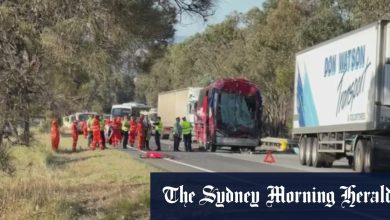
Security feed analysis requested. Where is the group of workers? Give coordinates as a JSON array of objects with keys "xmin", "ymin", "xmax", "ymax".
[{"xmin": 50, "ymin": 114, "xmax": 194, "ymax": 152}]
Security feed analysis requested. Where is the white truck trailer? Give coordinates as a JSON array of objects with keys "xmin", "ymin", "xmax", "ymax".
[
  {"xmin": 157, "ymin": 87, "xmax": 202, "ymax": 139},
  {"xmin": 294, "ymin": 20, "xmax": 390, "ymax": 172}
]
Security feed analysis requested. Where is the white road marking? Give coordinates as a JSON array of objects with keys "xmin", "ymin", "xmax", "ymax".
[
  {"xmin": 214, "ymin": 152, "xmax": 351, "ymax": 173},
  {"xmin": 163, "ymin": 158, "xmax": 214, "ymax": 173}
]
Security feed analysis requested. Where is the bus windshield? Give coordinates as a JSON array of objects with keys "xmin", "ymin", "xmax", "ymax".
[
  {"xmin": 111, "ymin": 108, "xmax": 131, "ymax": 118},
  {"xmin": 217, "ymin": 91, "xmax": 257, "ymax": 137}
]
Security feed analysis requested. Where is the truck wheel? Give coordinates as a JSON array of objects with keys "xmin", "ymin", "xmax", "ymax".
[
  {"xmin": 347, "ymin": 156, "xmax": 353, "ymax": 167},
  {"xmin": 364, "ymin": 140, "xmax": 373, "ymax": 173},
  {"xmin": 206, "ymin": 142, "xmax": 211, "ymax": 151},
  {"xmin": 323, "ymin": 161, "xmax": 333, "ymax": 168},
  {"xmin": 312, "ymin": 137, "xmax": 321, "ymax": 167},
  {"xmin": 354, "ymin": 140, "xmax": 365, "ymax": 172},
  {"xmin": 305, "ymin": 137, "xmax": 313, "ymax": 166},
  {"xmin": 299, "ymin": 136, "xmax": 307, "ymax": 165},
  {"xmin": 211, "ymin": 144, "xmax": 217, "ymax": 152},
  {"xmin": 231, "ymin": 147, "xmax": 239, "ymax": 152}
]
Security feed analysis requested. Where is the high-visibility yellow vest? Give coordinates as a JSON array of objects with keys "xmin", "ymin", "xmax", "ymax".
[
  {"xmin": 99, "ymin": 119, "xmax": 105, "ymax": 131},
  {"xmin": 121, "ymin": 119, "xmax": 129, "ymax": 132},
  {"xmin": 181, "ymin": 121, "xmax": 192, "ymax": 135},
  {"xmin": 87, "ymin": 118, "xmax": 93, "ymax": 131},
  {"xmin": 155, "ymin": 121, "xmax": 163, "ymax": 133}
]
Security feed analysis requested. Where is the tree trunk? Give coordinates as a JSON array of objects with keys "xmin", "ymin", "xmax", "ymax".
[{"xmin": 23, "ymin": 114, "xmax": 30, "ymax": 146}]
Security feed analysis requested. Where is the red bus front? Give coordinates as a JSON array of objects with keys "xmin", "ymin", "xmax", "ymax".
[{"xmin": 195, "ymin": 79, "xmax": 262, "ymax": 152}]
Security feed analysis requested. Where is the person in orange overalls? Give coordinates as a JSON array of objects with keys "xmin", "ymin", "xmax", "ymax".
[
  {"xmin": 128, "ymin": 116, "xmax": 137, "ymax": 147},
  {"xmin": 105, "ymin": 119, "xmax": 113, "ymax": 145},
  {"xmin": 82, "ymin": 120, "xmax": 88, "ymax": 139},
  {"xmin": 91, "ymin": 115, "xmax": 103, "ymax": 150},
  {"xmin": 51, "ymin": 118, "xmax": 60, "ymax": 152},
  {"xmin": 71, "ymin": 120, "xmax": 79, "ymax": 152},
  {"xmin": 112, "ymin": 117, "xmax": 122, "ymax": 147},
  {"xmin": 137, "ymin": 115, "xmax": 145, "ymax": 150}
]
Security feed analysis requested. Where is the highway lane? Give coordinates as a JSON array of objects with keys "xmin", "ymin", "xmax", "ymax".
[{"xmin": 119, "ymin": 139, "xmax": 352, "ymax": 173}]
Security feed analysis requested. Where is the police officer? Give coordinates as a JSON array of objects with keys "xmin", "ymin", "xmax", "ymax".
[
  {"xmin": 173, "ymin": 117, "xmax": 182, "ymax": 152},
  {"xmin": 181, "ymin": 117, "xmax": 192, "ymax": 152},
  {"xmin": 154, "ymin": 116, "xmax": 163, "ymax": 151},
  {"xmin": 121, "ymin": 115, "xmax": 130, "ymax": 149}
]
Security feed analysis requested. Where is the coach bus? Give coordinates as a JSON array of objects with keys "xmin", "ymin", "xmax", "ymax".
[
  {"xmin": 110, "ymin": 102, "xmax": 151, "ymax": 119},
  {"xmin": 195, "ymin": 79, "xmax": 262, "ymax": 152}
]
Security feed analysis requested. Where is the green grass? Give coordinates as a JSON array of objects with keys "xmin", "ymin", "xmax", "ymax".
[{"xmin": 0, "ymin": 129, "xmax": 157, "ymax": 220}]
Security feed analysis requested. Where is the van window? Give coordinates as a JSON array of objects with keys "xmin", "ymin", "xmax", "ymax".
[{"xmin": 78, "ymin": 114, "xmax": 92, "ymax": 121}]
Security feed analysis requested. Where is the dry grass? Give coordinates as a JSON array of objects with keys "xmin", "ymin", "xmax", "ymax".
[{"xmin": 0, "ymin": 129, "xmax": 157, "ymax": 220}]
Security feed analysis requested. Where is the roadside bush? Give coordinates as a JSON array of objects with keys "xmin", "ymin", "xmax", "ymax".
[{"xmin": 0, "ymin": 143, "xmax": 15, "ymax": 175}]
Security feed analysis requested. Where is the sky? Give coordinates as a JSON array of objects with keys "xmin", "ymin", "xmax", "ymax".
[{"xmin": 175, "ymin": 0, "xmax": 265, "ymax": 42}]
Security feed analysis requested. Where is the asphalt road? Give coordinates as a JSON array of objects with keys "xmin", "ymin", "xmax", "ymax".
[{"xmin": 118, "ymin": 139, "xmax": 353, "ymax": 173}]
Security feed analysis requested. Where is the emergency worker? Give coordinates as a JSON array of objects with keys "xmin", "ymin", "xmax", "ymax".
[
  {"xmin": 71, "ymin": 120, "xmax": 78, "ymax": 152},
  {"xmin": 105, "ymin": 119, "xmax": 113, "ymax": 145},
  {"xmin": 82, "ymin": 120, "xmax": 88, "ymax": 139},
  {"xmin": 173, "ymin": 117, "xmax": 182, "ymax": 152},
  {"xmin": 137, "ymin": 115, "xmax": 145, "ymax": 150},
  {"xmin": 99, "ymin": 115, "xmax": 106, "ymax": 149},
  {"xmin": 181, "ymin": 117, "xmax": 192, "ymax": 152},
  {"xmin": 121, "ymin": 115, "xmax": 130, "ymax": 149},
  {"xmin": 112, "ymin": 117, "xmax": 122, "ymax": 147},
  {"xmin": 154, "ymin": 116, "xmax": 163, "ymax": 151},
  {"xmin": 91, "ymin": 115, "xmax": 103, "ymax": 150},
  {"xmin": 129, "ymin": 116, "xmax": 137, "ymax": 147},
  {"xmin": 143, "ymin": 115, "xmax": 152, "ymax": 151},
  {"xmin": 87, "ymin": 115, "xmax": 94, "ymax": 147},
  {"xmin": 51, "ymin": 118, "xmax": 60, "ymax": 151}
]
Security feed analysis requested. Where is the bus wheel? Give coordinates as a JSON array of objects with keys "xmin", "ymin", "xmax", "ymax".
[
  {"xmin": 211, "ymin": 144, "xmax": 217, "ymax": 152},
  {"xmin": 299, "ymin": 136, "xmax": 307, "ymax": 165},
  {"xmin": 354, "ymin": 140, "xmax": 365, "ymax": 172}
]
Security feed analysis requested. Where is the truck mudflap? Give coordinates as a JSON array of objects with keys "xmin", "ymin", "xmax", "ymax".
[
  {"xmin": 215, "ymin": 137, "xmax": 259, "ymax": 147},
  {"xmin": 371, "ymin": 136, "xmax": 390, "ymax": 169}
]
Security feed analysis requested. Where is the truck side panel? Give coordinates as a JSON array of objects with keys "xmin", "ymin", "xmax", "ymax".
[
  {"xmin": 158, "ymin": 89, "xmax": 188, "ymax": 129},
  {"xmin": 293, "ymin": 24, "xmax": 380, "ymax": 134}
]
